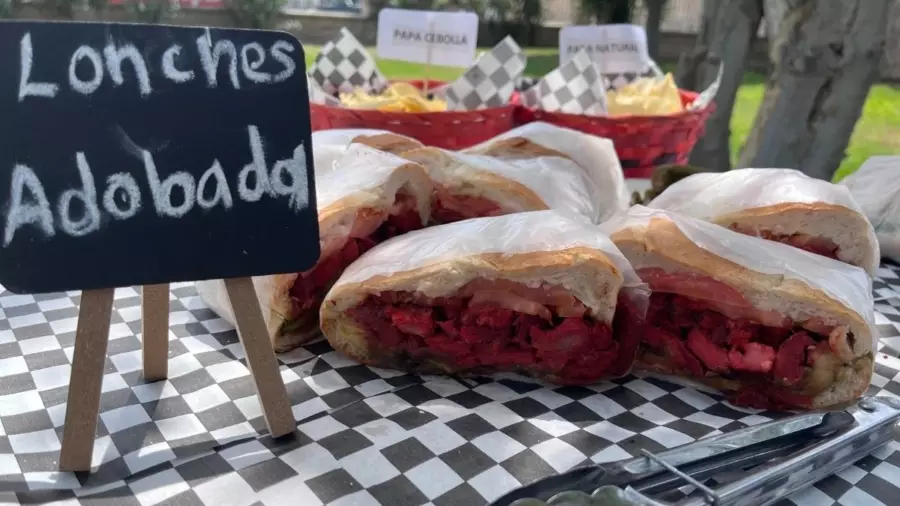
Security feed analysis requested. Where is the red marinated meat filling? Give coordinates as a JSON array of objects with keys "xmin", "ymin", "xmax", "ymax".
[
  {"xmin": 639, "ymin": 268, "xmax": 849, "ymax": 409},
  {"xmin": 286, "ymin": 194, "xmax": 423, "ymax": 327},
  {"xmin": 729, "ymin": 225, "xmax": 840, "ymax": 261},
  {"xmin": 432, "ymin": 185, "xmax": 504, "ymax": 224},
  {"xmin": 345, "ymin": 280, "xmax": 643, "ymax": 384}
]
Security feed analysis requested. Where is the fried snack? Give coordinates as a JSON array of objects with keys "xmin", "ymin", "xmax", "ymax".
[
  {"xmin": 339, "ymin": 82, "xmax": 448, "ymax": 112},
  {"xmin": 607, "ymin": 73, "xmax": 684, "ymax": 116}
]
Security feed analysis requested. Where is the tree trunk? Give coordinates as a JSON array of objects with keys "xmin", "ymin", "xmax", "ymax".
[
  {"xmin": 738, "ymin": 0, "xmax": 892, "ymax": 180},
  {"xmin": 645, "ymin": 0, "xmax": 666, "ymax": 61},
  {"xmin": 609, "ymin": 0, "xmax": 633, "ymax": 23},
  {"xmin": 678, "ymin": 0, "xmax": 763, "ymax": 172}
]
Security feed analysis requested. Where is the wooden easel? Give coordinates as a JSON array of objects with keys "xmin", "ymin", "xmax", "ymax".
[{"xmin": 58, "ymin": 278, "xmax": 295, "ymax": 472}]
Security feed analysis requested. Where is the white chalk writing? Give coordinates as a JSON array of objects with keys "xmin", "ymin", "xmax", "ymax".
[
  {"xmin": 104, "ymin": 42, "xmax": 152, "ymax": 97},
  {"xmin": 2, "ymin": 126, "xmax": 309, "ymax": 247},
  {"xmin": 16, "ymin": 30, "xmax": 298, "ymax": 101},
  {"xmin": 19, "ymin": 33, "xmax": 59, "ymax": 101},
  {"xmin": 68, "ymin": 45, "xmax": 104, "ymax": 95},
  {"xmin": 102, "ymin": 173, "xmax": 142, "ymax": 220},
  {"xmin": 162, "ymin": 45, "xmax": 195, "ymax": 83}
]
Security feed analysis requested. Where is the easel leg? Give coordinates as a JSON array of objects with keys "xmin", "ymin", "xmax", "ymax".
[
  {"xmin": 59, "ymin": 288, "xmax": 115, "ymax": 472},
  {"xmin": 141, "ymin": 283, "xmax": 170, "ymax": 381},
  {"xmin": 224, "ymin": 277, "xmax": 294, "ymax": 437}
]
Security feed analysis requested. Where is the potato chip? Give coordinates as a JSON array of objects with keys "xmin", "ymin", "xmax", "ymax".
[
  {"xmin": 607, "ymin": 73, "xmax": 684, "ymax": 116},
  {"xmin": 338, "ymin": 83, "xmax": 448, "ymax": 112}
]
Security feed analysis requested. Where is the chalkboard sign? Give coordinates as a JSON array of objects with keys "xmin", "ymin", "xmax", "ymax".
[{"xmin": 0, "ymin": 21, "xmax": 320, "ymax": 294}]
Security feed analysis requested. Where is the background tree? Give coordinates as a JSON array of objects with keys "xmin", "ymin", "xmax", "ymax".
[
  {"xmin": 42, "ymin": 0, "xmax": 77, "ymax": 19},
  {"xmin": 127, "ymin": 0, "xmax": 178, "ymax": 23},
  {"xmin": 226, "ymin": 0, "xmax": 286, "ymax": 28},
  {"xmin": 0, "ymin": 0, "xmax": 21, "ymax": 18},
  {"xmin": 86, "ymin": 0, "xmax": 109, "ymax": 19},
  {"xmin": 579, "ymin": 0, "xmax": 634, "ymax": 24},
  {"xmin": 738, "ymin": 0, "xmax": 892, "ymax": 179},
  {"xmin": 643, "ymin": 0, "xmax": 668, "ymax": 60},
  {"xmin": 676, "ymin": 0, "xmax": 763, "ymax": 171}
]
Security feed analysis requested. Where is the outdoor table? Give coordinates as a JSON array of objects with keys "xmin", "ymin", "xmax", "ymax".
[{"xmin": 0, "ymin": 261, "xmax": 898, "ymax": 506}]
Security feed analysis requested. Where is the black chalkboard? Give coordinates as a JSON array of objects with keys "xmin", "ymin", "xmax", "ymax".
[{"xmin": 0, "ymin": 21, "xmax": 320, "ymax": 294}]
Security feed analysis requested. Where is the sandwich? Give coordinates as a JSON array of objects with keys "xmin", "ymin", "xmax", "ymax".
[
  {"xmin": 602, "ymin": 206, "xmax": 877, "ymax": 409},
  {"xmin": 197, "ymin": 145, "xmax": 433, "ymax": 352},
  {"xmin": 319, "ymin": 211, "xmax": 649, "ymax": 384},
  {"xmin": 399, "ymin": 148, "xmax": 603, "ymax": 224},
  {"xmin": 647, "ymin": 168, "xmax": 880, "ymax": 275},
  {"xmin": 839, "ymin": 156, "xmax": 900, "ymax": 264},
  {"xmin": 312, "ymin": 129, "xmax": 424, "ymax": 176},
  {"xmin": 466, "ymin": 122, "xmax": 630, "ymax": 221}
]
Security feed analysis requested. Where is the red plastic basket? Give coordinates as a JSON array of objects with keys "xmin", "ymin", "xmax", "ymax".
[
  {"xmin": 309, "ymin": 80, "xmax": 516, "ymax": 150},
  {"xmin": 514, "ymin": 90, "xmax": 715, "ymax": 178}
]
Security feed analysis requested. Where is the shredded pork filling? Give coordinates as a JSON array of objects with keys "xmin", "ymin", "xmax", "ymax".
[
  {"xmin": 729, "ymin": 225, "xmax": 840, "ymax": 261},
  {"xmin": 639, "ymin": 268, "xmax": 851, "ymax": 409},
  {"xmin": 286, "ymin": 194, "xmax": 423, "ymax": 327},
  {"xmin": 432, "ymin": 185, "xmax": 504, "ymax": 224},
  {"xmin": 344, "ymin": 280, "xmax": 643, "ymax": 384}
]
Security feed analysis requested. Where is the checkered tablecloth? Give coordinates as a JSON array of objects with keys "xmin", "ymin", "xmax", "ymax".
[{"xmin": 1, "ymin": 263, "xmax": 899, "ymax": 506}]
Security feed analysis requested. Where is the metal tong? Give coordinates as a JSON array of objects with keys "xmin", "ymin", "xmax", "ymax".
[{"xmin": 489, "ymin": 396, "xmax": 900, "ymax": 506}]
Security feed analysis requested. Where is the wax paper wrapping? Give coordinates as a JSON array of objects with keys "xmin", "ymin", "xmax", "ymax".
[
  {"xmin": 840, "ymin": 156, "xmax": 900, "ymax": 263},
  {"xmin": 196, "ymin": 145, "xmax": 432, "ymax": 335},
  {"xmin": 407, "ymin": 148, "xmax": 604, "ymax": 224},
  {"xmin": 647, "ymin": 168, "xmax": 880, "ymax": 275},
  {"xmin": 307, "ymin": 29, "xmax": 526, "ymax": 111},
  {"xmin": 327, "ymin": 209, "xmax": 649, "ymax": 313},
  {"xmin": 599, "ymin": 206, "xmax": 878, "ymax": 349},
  {"xmin": 466, "ymin": 122, "xmax": 629, "ymax": 221},
  {"xmin": 312, "ymin": 129, "xmax": 421, "ymax": 175}
]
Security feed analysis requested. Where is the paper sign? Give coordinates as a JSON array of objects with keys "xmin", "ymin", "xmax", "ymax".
[
  {"xmin": 0, "ymin": 21, "xmax": 320, "ymax": 294},
  {"xmin": 376, "ymin": 8, "xmax": 478, "ymax": 68},
  {"xmin": 559, "ymin": 24, "xmax": 652, "ymax": 74}
]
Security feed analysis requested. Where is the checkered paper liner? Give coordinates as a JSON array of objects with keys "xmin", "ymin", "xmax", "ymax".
[
  {"xmin": 519, "ymin": 50, "xmax": 609, "ymax": 116},
  {"xmin": 432, "ymin": 36, "xmax": 527, "ymax": 110},
  {"xmin": 521, "ymin": 54, "xmax": 721, "ymax": 116},
  {"xmin": 307, "ymin": 29, "xmax": 526, "ymax": 111},
  {"xmin": 0, "ymin": 262, "xmax": 898, "ymax": 506},
  {"xmin": 308, "ymin": 27, "xmax": 388, "ymax": 95}
]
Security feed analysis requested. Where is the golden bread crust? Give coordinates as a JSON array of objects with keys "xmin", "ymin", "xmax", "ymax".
[{"xmin": 399, "ymin": 147, "xmax": 551, "ymax": 212}]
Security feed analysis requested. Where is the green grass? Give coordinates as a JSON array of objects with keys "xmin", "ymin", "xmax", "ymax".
[{"xmin": 305, "ymin": 46, "xmax": 899, "ymax": 181}]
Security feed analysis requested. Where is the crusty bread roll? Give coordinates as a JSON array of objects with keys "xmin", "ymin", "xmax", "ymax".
[
  {"xmin": 196, "ymin": 145, "xmax": 433, "ymax": 352},
  {"xmin": 320, "ymin": 211, "xmax": 649, "ymax": 384},
  {"xmin": 603, "ymin": 207, "xmax": 876, "ymax": 409},
  {"xmin": 312, "ymin": 130, "xmax": 424, "ymax": 177},
  {"xmin": 398, "ymin": 147, "xmax": 603, "ymax": 224},
  {"xmin": 466, "ymin": 122, "xmax": 630, "ymax": 221},
  {"xmin": 647, "ymin": 168, "xmax": 880, "ymax": 275}
]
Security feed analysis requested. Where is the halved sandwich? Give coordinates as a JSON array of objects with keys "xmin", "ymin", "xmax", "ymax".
[
  {"xmin": 197, "ymin": 145, "xmax": 433, "ymax": 352},
  {"xmin": 602, "ymin": 206, "xmax": 877, "ymax": 409},
  {"xmin": 320, "ymin": 211, "xmax": 649, "ymax": 384},
  {"xmin": 313, "ymin": 129, "xmax": 424, "ymax": 176},
  {"xmin": 466, "ymin": 122, "xmax": 630, "ymax": 221},
  {"xmin": 647, "ymin": 168, "xmax": 880, "ymax": 275},
  {"xmin": 399, "ymin": 148, "xmax": 603, "ymax": 224}
]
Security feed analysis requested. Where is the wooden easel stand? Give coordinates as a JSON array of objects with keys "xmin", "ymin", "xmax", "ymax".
[{"xmin": 59, "ymin": 278, "xmax": 293, "ymax": 472}]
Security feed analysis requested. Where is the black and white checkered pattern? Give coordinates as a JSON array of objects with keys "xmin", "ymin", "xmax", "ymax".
[
  {"xmin": 308, "ymin": 27, "xmax": 388, "ymax": 95},
  {"xmin": 308, "ymin": 79, "xmax": 341, "ymax": 107},
  {"xmin": 437, "ymin": 36, "xmax": 527, "ymax": 111},
  {"xmin": 1, "ymin": 263, "xmax": 899, "ymax": 505},
  {"xmin": 520, "ymin": 50, "xmax": 608, "ymax": 116}
]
